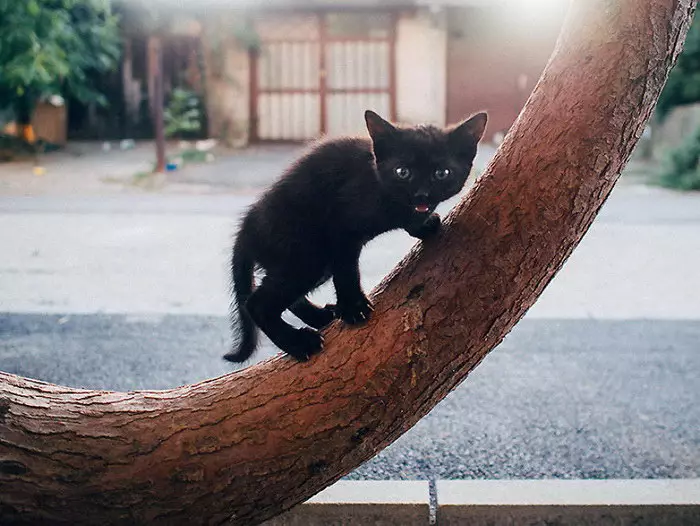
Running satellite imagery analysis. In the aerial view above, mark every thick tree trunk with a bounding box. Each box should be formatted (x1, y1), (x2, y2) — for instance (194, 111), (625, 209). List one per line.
(0, 1), (695, 524)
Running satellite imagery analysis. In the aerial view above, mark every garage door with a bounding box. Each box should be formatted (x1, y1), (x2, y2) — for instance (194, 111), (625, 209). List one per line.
(251, 12), (396, 141)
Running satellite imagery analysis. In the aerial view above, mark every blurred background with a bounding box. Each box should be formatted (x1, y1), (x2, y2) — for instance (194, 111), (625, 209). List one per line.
(1, 0), (699, 482)
(2, 0), (570, 148)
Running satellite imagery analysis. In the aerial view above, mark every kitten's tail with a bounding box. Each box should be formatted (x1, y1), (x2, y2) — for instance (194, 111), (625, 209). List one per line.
(224, 234), (258, 363)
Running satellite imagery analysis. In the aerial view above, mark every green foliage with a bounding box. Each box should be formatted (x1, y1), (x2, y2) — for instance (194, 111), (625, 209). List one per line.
(0, 0), (120, 115)
(657, 11), (700, 118)
(179, 149), (209, 163)
(164, 88), (202, 138)
(657, 125), (700, 191)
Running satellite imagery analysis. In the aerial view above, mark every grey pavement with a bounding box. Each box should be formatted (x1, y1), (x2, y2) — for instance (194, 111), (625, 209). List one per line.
(167, 142), (498, 190)
(1, 163), (699, 481)
(2, 185), (699, 319)
(0, 141), (155, 195)
(168, 144), (302, 189)
(0, 141), (497, 195)
(1, 314), (698, 480)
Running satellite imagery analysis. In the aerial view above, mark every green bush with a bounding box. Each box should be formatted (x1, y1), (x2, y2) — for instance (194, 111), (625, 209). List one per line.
(657, 12), (700, 119)
(657, 126), (700, 191)
(0, 0), (120, 126)
(164, 88), (202, 138)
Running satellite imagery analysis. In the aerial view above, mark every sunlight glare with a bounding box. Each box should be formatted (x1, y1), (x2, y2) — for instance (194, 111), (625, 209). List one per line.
(506, 0), (568, 26)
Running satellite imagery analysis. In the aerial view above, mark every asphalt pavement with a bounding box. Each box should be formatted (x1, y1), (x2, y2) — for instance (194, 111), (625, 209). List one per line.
(1, 313), (697, 480)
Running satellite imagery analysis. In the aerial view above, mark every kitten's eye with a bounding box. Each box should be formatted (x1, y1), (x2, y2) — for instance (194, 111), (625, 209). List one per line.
(394, 166), (411, 180)
(434, 168), (451, 180)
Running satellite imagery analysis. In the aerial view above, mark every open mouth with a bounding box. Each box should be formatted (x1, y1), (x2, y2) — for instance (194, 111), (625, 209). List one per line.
(414, 204), (430, 213)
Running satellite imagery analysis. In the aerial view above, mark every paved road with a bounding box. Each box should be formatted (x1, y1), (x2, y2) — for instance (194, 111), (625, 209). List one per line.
(2, 313), (698, 480)
(2, 186), (699, 319)
(1, 182), (699, 480)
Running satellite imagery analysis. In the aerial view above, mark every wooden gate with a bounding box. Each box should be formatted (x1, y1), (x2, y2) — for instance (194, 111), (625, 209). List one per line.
(250, 12), (396, 141)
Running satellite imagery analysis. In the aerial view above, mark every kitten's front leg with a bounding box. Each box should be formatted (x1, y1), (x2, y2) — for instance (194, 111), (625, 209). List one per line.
(405, 213), (441, 240)
(332, 247), (373, 325)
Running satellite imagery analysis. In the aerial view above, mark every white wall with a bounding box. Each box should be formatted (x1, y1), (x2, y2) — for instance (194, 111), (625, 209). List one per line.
(395, 9), (447, 126)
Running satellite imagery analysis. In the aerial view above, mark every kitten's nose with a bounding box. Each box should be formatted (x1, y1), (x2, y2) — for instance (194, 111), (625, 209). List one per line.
(415, 190), (429, 202)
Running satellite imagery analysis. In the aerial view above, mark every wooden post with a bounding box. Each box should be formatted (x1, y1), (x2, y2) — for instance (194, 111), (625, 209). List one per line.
(249, 47), (259, 143)
(149, 35), (167, 173)
(389, 11), (398, 122)
(319, 12), (327, 135)
(121, 37), (134, 133)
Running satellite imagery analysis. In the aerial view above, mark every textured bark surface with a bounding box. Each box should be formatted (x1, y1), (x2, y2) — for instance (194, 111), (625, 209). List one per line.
(0, 1), (695, 524)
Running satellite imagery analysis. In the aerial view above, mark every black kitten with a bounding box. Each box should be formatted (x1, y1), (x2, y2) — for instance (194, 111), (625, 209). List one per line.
(225, 110), (487, 362)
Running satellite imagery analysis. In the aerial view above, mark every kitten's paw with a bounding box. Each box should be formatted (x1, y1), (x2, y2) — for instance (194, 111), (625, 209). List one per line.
(283, 327), (324, 362)
(316, 304), (337, 328)
(423, 213), (441, 236)
(408, 213), (441, 240)
(337, 296), (374, 325)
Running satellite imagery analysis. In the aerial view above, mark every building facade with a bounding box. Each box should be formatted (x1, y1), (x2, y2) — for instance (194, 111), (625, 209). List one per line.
(68, 0), (568, 145)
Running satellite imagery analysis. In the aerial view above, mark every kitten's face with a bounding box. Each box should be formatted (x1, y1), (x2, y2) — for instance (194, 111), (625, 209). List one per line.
(365, 110), (487, 214)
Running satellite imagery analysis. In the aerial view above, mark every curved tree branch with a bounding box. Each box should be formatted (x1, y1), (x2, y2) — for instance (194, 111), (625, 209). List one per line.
(0, 1), (695, 524)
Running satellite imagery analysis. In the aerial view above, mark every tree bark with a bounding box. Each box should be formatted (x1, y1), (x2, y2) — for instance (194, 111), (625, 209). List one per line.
(0, 1), (695, 524)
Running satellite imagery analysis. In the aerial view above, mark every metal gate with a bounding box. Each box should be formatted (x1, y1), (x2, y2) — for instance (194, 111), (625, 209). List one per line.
(250, 12), (396, 141)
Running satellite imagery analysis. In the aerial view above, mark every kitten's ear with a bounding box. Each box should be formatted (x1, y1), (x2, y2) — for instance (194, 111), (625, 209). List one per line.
(365, 110), (396, 141)
(449, 112), (488, 144)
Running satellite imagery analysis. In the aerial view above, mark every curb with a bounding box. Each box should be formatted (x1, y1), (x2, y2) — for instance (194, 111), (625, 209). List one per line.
(264, 479), (700, 525)
(437, 479), (700, 525)
(264, 481), (430, 525)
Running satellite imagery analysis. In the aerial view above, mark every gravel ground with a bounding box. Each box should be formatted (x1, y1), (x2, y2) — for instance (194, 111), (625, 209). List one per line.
(2, 313), (698, 480)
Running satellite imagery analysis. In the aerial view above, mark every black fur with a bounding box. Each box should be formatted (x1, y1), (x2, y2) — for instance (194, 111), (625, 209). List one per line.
(225, 110), (487, 362)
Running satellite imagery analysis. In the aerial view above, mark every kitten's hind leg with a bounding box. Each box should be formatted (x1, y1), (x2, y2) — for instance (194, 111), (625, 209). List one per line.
(290, 297), (336, 329)
(246, 274), (324, 361)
